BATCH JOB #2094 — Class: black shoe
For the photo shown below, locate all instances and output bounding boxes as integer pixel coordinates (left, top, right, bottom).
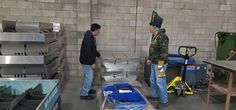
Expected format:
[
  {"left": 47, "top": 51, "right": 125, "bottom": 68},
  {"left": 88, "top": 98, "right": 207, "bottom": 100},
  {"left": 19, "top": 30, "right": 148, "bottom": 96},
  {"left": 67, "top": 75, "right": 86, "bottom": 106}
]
[
  {"left": 146, "top": 96, "right": 160, "bottom": 101},
  {"left": 89, "top": 89, "right": 96, "bottom": 94},
  {"left": 80, "top": 95, "right": 94, "bottom": 100},
  {"left": 156, "top": 102, "right": 168, "bottom": 109}
]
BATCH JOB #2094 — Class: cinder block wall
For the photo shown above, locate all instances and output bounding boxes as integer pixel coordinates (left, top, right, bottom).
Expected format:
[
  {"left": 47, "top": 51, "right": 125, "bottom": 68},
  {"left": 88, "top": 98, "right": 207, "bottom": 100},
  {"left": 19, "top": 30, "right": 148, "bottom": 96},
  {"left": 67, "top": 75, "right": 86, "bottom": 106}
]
[
  {"left": 92, "top": 0, "right": 137, "bottom": 53},
  {"left": 1, "top": 0, "right": 236, "bottom": 77},
  {"left": 92, "top": 0, "right": 236, "bottom": 62}
]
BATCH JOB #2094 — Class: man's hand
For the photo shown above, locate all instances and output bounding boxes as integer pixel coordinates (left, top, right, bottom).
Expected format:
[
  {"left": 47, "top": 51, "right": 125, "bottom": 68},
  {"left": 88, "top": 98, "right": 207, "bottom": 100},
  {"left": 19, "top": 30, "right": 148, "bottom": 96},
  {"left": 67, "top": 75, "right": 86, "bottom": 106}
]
[
  {"left": 147, "top": 60, "right": 152, "bottom": 65},
  {"left": 91, "top": 64, "right": 96, "bottom": 69}
]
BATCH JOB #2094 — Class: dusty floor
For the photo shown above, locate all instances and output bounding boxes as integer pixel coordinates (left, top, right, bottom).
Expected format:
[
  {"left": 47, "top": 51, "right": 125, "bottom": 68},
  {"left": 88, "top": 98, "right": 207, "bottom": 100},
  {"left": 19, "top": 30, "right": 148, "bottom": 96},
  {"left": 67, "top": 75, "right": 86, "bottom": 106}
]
[{"left": 61, "top": 76, "right": 235, "bottom": 110}]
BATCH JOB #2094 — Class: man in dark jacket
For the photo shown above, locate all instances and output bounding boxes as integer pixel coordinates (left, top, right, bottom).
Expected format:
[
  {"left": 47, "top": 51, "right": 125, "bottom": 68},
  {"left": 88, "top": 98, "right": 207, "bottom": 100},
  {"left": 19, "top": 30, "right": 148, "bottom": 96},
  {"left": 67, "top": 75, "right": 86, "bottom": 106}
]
[{"left": 79, "top": 23, "right": 101, "bottom": 100}]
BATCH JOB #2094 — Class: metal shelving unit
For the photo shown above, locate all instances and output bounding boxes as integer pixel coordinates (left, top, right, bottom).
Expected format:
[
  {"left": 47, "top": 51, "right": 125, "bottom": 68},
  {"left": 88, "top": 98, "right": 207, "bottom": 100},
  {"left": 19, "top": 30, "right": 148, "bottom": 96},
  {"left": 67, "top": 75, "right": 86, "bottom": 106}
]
[{"left": 0, "top": 20, "right": 65, "bottom": 79}]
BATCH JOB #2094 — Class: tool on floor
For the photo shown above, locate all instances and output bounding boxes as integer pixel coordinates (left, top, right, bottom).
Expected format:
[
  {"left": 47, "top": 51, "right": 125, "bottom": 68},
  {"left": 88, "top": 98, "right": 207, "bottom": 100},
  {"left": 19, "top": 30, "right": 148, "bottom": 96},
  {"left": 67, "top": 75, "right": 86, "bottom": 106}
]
[{"left": 167, "top": 46, "right": 197, "bottom": 96}]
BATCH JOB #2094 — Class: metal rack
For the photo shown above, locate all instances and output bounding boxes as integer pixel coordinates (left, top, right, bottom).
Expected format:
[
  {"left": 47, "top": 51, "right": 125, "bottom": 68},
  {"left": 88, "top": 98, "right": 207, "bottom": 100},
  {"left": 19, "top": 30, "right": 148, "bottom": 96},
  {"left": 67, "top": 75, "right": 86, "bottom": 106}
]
[{"left": 0, "top": 20, "right": 65, "bottom": 79}]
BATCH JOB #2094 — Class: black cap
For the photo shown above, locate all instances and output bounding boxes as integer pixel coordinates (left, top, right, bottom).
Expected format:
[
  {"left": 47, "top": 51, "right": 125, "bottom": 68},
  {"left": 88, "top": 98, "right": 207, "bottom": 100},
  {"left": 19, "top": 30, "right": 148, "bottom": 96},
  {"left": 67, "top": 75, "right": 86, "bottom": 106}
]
[{"left": 149, "top": 11, "right": 163, "bottom": 28}]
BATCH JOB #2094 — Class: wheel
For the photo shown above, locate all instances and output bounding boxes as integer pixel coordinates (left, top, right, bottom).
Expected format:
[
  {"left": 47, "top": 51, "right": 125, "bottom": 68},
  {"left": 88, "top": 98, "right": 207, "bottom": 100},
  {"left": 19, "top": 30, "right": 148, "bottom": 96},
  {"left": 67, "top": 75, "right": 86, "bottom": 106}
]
[
  {"left": 174, "top": 81, "right": 182, "bottom": 96},
  {"left": 174, "top": 89, "right": 181, "bottom": 96},
  {"left": 174, "top": 89, "right": 177, "bottom": 96},
  {"left": 180, "top": 89, "right": 185, "bottom": 96}
]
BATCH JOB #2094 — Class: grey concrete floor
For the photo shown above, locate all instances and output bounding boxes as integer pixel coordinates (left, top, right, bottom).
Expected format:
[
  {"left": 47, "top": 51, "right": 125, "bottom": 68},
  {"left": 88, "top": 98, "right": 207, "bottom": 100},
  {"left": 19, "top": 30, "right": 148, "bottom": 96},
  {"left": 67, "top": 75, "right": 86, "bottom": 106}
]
[
  {"left": 61, "top": 76, "right": 98, "bottom": 110},
  {"left": 61, "top": 76, "right": 235, "bottom": 110}
]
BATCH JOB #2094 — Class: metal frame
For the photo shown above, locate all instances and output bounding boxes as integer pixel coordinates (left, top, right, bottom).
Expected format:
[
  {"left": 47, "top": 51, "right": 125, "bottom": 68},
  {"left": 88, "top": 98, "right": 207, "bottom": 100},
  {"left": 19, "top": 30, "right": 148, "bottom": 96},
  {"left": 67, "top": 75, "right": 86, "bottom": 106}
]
[
  {"left": 0, "top": 32, "right": 58, "bottom": 43},
  {"left": 0, "top": 33, "right": 45, "bottom": 42},
  {"left": 0, "top": 56, "right": 44, "bottom": 64},
  {"left": 0, "top": 54, "right": 59, "bottom": 65},
  {"left": 0, "top": 57, "right": 59, "bottom": 78},
  {"left": 0, "top": 22, "right": 2, "bottom": 32}
]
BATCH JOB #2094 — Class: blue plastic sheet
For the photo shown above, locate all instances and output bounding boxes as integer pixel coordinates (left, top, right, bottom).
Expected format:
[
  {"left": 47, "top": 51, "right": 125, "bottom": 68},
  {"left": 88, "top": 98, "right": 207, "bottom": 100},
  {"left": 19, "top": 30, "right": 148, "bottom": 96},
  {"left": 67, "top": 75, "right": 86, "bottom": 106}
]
[
  {"left": 168, "top": 53, "right": 195, "bottom": 65},
  {"left": 102, "top": 83, "right": 146, "bottom": 110}
]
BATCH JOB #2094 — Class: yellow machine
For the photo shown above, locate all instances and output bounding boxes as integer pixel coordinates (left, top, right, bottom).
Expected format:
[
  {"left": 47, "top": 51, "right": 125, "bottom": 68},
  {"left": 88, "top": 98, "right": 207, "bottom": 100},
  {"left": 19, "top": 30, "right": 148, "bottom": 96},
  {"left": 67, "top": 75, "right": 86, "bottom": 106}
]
[
  {"left": 167, "top": 46, "right": 197, "bottom": 96},
  {"left": 167, "top": 76, "right": 193, "bottom": 95}
]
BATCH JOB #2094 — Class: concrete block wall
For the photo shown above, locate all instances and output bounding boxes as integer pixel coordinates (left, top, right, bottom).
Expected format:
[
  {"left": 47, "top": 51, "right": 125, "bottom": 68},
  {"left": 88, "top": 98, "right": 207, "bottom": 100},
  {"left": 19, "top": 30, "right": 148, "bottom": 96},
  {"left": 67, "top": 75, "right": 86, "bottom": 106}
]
[
  {"left": 91, "top": 0, "right": 236, "bottom": 62},
  {"left": 91, "top": 0, "right": 137, "bottom": 53},
  {"left": 136, "top": 0, "right": 236, "bottom": 61},
  {"left": 1, "top": 0, "right": 236, "bottom": 76}
]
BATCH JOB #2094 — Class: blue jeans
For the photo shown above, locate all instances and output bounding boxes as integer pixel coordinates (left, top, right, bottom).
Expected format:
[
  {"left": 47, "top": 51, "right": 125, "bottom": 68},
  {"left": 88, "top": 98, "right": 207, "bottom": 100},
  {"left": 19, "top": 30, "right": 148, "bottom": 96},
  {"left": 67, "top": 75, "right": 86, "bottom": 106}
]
[
  {"left": 150, "top": 63, "right": 168, "bottom": 103},
  {"left": 80, "top": 64, "right": 93, "bottom": 96}
]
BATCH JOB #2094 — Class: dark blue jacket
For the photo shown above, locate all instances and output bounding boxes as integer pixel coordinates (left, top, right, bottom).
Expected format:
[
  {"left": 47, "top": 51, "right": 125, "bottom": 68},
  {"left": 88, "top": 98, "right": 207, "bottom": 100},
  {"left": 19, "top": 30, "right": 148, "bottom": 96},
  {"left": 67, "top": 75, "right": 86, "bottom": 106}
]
[{"left": 79, "top": 30, "right": 100, "bottom": 65}]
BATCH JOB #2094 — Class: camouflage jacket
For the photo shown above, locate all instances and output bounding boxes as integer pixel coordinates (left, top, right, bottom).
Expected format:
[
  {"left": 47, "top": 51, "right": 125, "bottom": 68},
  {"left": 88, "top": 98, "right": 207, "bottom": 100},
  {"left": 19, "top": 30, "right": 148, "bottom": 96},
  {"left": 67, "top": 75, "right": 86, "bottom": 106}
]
[{"left": 149, "top": 29, "right": 169, "bottom": 64}]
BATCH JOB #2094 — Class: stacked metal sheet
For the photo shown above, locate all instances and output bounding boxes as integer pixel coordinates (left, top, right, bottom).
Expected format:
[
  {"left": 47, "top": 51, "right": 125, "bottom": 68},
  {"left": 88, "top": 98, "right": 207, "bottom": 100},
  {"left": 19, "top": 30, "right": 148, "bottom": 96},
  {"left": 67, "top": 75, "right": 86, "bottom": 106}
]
[
  {"left": 0, "top": 20, "right": 65, "bottom": 79},
  {"left": 101, "top": 52, "right": 140, "bottom": 82}
]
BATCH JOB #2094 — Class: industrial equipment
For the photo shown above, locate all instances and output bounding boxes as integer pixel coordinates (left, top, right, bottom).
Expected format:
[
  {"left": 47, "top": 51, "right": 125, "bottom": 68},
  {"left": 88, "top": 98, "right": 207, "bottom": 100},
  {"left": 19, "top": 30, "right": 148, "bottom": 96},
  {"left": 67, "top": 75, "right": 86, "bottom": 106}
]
[
  {"left": 213, "top": 32, "right": 236, "bottom": 85},
  {"left": 167, "top": 46, "right": 197, "bottom": 96},
  {"left": 215, "top": 32, "right": 236, "bottom": 60},
  {"left": 144, "top": 51, "right": 207, "bottom": 94}
]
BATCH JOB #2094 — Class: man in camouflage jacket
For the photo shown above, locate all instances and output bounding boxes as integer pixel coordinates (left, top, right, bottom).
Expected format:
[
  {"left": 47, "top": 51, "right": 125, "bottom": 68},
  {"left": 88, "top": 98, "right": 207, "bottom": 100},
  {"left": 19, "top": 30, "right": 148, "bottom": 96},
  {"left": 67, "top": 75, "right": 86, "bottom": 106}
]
[{"left": 147, "top": 11, "right": 169, "bottom": 109}]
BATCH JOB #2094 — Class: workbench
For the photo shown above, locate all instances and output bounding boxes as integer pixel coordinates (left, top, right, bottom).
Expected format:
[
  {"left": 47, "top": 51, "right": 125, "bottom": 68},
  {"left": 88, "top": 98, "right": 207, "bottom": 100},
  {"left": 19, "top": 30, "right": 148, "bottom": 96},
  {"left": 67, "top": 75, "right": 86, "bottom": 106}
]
[{"left": 204, "top": 61, "right": 236, "bottom": 110}]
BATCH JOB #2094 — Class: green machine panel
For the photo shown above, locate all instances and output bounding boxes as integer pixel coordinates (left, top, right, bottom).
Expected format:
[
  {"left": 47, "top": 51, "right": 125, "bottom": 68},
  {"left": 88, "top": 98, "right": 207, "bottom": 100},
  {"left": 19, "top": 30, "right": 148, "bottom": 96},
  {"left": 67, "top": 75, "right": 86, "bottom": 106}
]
[{"left": 216, "top": 32, "right": 236, "bottom": 60}]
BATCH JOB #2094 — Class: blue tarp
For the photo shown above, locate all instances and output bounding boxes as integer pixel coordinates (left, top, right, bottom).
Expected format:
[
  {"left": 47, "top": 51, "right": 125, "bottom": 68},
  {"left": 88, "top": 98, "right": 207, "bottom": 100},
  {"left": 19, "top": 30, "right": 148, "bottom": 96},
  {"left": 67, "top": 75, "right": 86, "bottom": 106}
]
[
  {"left": 168, "top": 53, "right": 195, "bottom": 65},
  {"left": 102, "top": 83, "right": 146, "bottom": 110}
]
